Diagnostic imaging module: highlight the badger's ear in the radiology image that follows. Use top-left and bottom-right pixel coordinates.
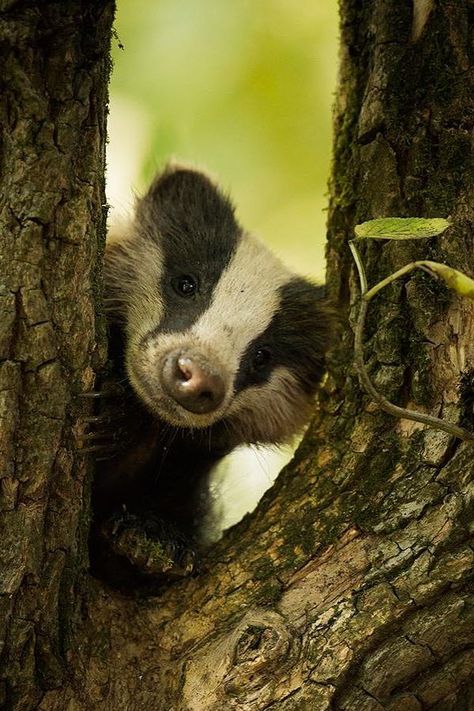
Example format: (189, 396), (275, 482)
(136, 165), (240, 239)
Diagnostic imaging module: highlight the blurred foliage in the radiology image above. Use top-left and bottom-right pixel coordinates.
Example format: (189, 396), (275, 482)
(109, 0), (338, 278)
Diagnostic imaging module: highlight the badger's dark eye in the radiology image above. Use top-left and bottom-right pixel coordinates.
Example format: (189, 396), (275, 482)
(173, 274), (197, 297)
(253, 347), (272, 371)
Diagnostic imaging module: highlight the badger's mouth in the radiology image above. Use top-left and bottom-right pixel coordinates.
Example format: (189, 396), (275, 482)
(127, 344), (232, 428)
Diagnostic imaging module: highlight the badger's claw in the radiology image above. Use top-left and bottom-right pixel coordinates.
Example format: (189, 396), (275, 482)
(78, 391), (104, 399)
(77, 382), (129, 460)
(101, 512), (198, 580)
(79, 431), (112, 442)
(79, 444), (121, 461)
(81, 414), (114, 424)
(78, 424), (126, 442)
(79, 384), (125, 399)
(76, 420), (127, 460)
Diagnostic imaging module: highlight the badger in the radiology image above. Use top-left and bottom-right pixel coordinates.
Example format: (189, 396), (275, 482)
(87, 165), (332, 587)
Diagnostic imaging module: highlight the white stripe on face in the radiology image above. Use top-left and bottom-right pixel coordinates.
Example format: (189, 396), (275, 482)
(189, 234), (293, 378)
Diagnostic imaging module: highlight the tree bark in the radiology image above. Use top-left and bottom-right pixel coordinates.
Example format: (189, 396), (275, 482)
(2, 1), (474, 710)
(0, 2), (114, 708)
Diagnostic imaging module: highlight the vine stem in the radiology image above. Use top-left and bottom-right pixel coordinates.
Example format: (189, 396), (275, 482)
(349, 240), (368, 294)
(349, 240), (474, 443)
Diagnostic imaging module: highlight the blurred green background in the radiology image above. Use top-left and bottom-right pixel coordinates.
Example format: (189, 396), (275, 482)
(106, 1), (339, 535)
(107, 0), (338, 280)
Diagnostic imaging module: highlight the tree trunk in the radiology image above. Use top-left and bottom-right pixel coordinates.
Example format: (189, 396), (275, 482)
(2, 1), (474, 710)
(0, 2), (114, 708)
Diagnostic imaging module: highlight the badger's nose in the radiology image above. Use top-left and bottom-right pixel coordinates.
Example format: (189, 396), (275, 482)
(162, 353), (226, 414)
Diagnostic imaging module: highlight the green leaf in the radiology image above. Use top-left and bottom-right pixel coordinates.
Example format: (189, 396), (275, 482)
(354, 217), (450, 240)
(421, 261), (474, 300)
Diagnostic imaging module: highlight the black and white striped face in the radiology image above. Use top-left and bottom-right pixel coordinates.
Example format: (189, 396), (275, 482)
(105, 167), (332, 446)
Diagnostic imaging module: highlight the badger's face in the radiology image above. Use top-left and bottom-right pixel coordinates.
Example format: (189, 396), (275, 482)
(105, 167), (332, 446)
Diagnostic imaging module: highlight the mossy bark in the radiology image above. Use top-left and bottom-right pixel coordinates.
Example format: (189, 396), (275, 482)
(1, 1), (473, 710)
(0, 2), (114, 708)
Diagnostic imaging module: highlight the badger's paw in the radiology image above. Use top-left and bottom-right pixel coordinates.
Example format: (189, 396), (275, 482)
(101, 511), (198, 580)
(77, 382), (129, 460)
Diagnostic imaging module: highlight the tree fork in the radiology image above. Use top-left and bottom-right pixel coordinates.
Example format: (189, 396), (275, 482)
(68, 2), (472, 708)
(1, 1), (473, 710)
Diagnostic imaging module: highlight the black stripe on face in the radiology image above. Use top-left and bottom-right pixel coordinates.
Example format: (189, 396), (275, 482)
(234, 277), (332, 395)
(138, 168), (241, 336)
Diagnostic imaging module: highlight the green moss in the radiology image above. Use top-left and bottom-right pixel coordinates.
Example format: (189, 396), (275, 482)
(134, 537), (171, 565)
(351, 434), (403, 530)
(404, 270), (451, 406)
(253, 557), (275, 581)
(283, 516), (316, 555)
(413, 269), (452, 316)
(408, 333), (435, 406)
(90, 626), (111, 660)
(256, 579), (283, 607)
(459, 370), (474, 431)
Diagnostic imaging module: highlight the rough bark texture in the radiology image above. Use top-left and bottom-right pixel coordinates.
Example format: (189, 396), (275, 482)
(1, 1), (474, 710)
(0, 2), (114, 708)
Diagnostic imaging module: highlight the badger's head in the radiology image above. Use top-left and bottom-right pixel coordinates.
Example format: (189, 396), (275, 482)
(105, 166), (333, 447)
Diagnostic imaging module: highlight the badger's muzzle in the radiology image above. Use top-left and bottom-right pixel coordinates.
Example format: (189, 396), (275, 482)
(161, 351), (226, 414)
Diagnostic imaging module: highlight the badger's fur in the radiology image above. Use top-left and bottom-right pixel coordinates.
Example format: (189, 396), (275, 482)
(92, 165), (332, 585)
